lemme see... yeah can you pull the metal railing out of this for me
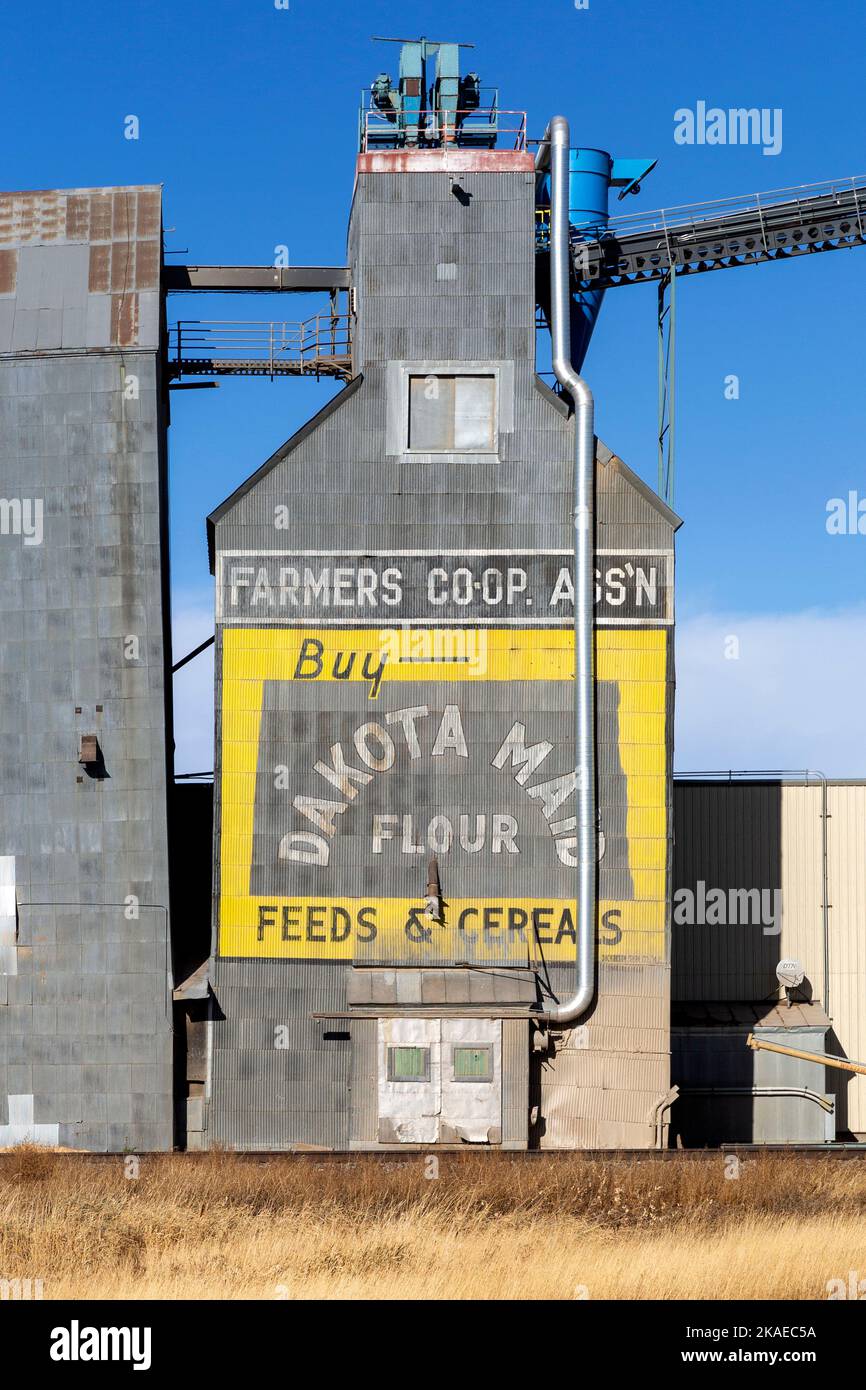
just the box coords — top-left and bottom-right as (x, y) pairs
(359, 105), (526, 153)
(168, 313), (352, 380)
(595, 175), (866, 242)
(559, 174), (866, 287)
(536, 173), (866, 271)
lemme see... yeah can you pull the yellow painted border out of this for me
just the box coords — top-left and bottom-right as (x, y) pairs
(218, 627), (669, 962)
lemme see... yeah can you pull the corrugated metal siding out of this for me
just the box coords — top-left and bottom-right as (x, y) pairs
(209, 961), (352, 1150)
(501, 1019), (529, 1148)
(672, 781), (826, 1002)
(671, 1023), (831, 1144)
(0, 187), (173, 1151)
(779, 785), (825, 1002)
(826, 784), (866, 1133)
(672, 781), (787, 1000)
(349, 1018), (377, 1146)
(538, 961), (670, 1148)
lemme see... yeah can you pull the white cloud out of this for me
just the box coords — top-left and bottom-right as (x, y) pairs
(171, 589), (215, 777)
(675, 607), (866, 776)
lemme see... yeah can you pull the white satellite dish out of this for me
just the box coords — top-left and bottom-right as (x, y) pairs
(776, 958), (805, 989)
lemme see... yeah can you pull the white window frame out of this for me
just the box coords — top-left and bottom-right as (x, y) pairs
(385, 359), (515, 460)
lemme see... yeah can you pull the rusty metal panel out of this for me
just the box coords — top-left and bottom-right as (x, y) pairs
(0, 248), (17, 295)
(357, 151), (535, 175)
(88, 243), (111, 293)
(109, 291), (139, 348)
(0, 186), (161, 350)
(78, 733), (99, 765)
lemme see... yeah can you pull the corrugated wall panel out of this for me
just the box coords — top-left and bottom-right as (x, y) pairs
(826, 785), (866, 1133)
(779, 785), (825, 1003)
(0, 187), (173, 1152)
(538, 961), (671, 1149)
(672, 781), (817, 1001)
(501, 1019), (529, 1148)
(349, 1018), (377, 1146)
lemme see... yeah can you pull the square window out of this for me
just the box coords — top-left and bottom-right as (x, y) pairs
(408, 374), (496, 452)
(452, 1045), (493, 1081)
(387, 1045), (431, 1082)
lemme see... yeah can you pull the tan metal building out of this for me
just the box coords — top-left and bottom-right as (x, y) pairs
(673, 777), (866, 1138)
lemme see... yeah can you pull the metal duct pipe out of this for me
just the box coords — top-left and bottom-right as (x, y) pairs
(651, 1086), (680, 1149)
(682, 1086), (835, 1115)
(537, 117), (596, 1026)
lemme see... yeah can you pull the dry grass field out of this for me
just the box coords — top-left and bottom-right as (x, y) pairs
(1, 1147), (864, 1300)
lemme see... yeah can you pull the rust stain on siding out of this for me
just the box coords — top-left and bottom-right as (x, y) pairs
(88, 243), (111, 293)
(0, 248), (18, 294)
(111, 291), (139, 346)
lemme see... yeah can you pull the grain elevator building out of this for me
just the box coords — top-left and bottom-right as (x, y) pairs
(201, 136), (679, 1150)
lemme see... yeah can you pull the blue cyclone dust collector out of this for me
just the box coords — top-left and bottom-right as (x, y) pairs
(537, 148), (657, 367)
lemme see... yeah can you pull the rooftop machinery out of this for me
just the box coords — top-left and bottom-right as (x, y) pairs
(364, 36), (491, 149)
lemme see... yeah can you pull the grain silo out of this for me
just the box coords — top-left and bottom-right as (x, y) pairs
(0, 186), (174, 1151)
(198, 44), (679, 1150)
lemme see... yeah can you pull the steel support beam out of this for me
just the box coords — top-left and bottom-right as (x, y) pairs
(163, 265), (351, 292)
(657, 268), (676, 509)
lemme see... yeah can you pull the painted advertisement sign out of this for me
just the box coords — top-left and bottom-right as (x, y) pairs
(217, 549), (674, 625)
(217, 551), (671, 966)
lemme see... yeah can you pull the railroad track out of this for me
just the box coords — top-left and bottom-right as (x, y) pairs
(3, 1145), (866, 1162)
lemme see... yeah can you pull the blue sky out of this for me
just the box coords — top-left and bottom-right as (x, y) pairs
(3, 0), (866, 772)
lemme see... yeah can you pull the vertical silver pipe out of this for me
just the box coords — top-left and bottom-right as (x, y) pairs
(538, 117), (596, 1025)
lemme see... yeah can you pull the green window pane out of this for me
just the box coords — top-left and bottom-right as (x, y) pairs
(388, 1046), (430, 1081)
(453, 1046), (492, 1080)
